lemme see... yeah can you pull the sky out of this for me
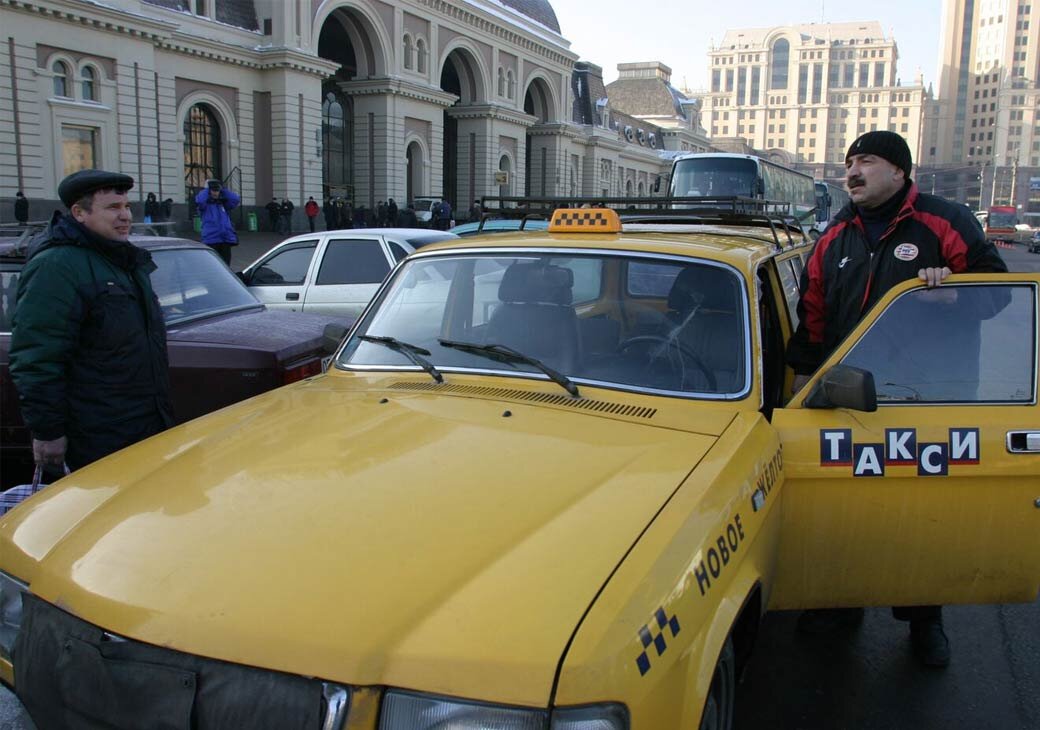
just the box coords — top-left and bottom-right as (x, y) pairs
(551, 0), (944, 92)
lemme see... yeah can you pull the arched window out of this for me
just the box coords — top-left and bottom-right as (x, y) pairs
(81, 66), (96, 101)
(52, 61), (69, 97)
(403, 34), (413, 70)
(322, 88), (353, 200)
(416, 38), (427, 74)
(183, 103), (222, 197)
(497, 68), (506, 97)
(770, 39), (789, 90)
(506, 70), (515, 100)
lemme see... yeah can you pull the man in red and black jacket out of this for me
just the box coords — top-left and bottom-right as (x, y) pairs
(785, 130), (1007, 668)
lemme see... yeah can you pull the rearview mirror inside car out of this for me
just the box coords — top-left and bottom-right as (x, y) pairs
(803, 364), (877, 412)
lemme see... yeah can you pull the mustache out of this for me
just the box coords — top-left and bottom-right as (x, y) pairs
(847, 176), (865, 189)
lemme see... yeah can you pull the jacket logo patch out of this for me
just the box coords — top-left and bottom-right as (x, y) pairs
(635, 607), (681, 676)
(893, 243), (919, 261)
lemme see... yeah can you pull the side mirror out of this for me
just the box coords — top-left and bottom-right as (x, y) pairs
(804, 364), (877, 412)
(322, 322), (349, 355)
(756, 178), (766, 196)
(653, 176), (662, 193)
(236, 270), (250, 285)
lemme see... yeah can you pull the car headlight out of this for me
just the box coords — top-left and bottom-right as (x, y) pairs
(379, 690), (627, 730)
(0, 571), (28, 663)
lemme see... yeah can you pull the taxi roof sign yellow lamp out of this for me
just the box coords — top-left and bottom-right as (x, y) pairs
(549, 208), (622, 233)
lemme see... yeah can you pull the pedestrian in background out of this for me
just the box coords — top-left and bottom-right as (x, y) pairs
(387, 198), (398, 227)
(436, 199), (453, 230)
(787, 130), (1007, 668)
(144, 192), (160, 224)
(160, 198), (173, 222)
(305, 196), (320, 232)
(323, 197), (337, 230)
(14, 192), (29, 226)
(469, 199), (482, 223)
(279, 198), (295, 234)
(376, 200), (388, 227)
(10, 169), (174, 473)
(265, 197), (280, 232)
(399, 202), (417, 228)
(195, 179), (240, 265)
(341, 199), (353, 229)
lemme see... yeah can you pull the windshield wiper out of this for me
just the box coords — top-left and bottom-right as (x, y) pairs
(438, 339), (579, 398)
(358, 335), (443, 383)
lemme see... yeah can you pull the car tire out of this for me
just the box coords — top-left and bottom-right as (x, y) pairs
(698, 637), (736, 730)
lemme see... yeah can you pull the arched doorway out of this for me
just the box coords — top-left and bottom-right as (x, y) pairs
(317, 7), (386, 207)
(523, 78), (556, 196)
(183, 102), (222, 202)
(440, 47), (486, 211)
(407, 141), (424, 203)
(498, 155), (512, 197)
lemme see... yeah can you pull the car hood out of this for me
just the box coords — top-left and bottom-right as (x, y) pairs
(1, 376), (723, 706)
(165, 308), (352, 359)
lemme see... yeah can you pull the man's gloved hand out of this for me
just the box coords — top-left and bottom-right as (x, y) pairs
(32, 436), (67, 470)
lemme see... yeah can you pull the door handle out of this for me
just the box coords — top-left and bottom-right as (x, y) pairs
(1006, 431), (1040, 453)
(286, 292), (300, 301)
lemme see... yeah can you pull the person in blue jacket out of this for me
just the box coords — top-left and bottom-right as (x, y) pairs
(194, 179), (239, 265)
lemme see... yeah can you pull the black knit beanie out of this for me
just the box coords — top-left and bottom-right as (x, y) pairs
(845, 131), (912, 178)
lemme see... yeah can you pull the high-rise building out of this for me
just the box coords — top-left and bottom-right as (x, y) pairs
(703, 22), (929, 182)
(936, 0), (1040, 166)
(934, 0), (1040, 214)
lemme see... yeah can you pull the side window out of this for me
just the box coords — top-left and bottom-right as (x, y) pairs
(841, 284), (1032, 403)
(557, 257), (603, 303)
(389, 242), (410, 263)
(775, 257), (801, 328)
(250, 242), (316, 285)
(0, 264), (20, 332)
(317, 239), (391, 285)
(626, 262), (680, 297)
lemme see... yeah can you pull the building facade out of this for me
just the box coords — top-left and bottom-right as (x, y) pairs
(934, 0), (1040, 215)
(701, 22), (928, 184)
(0, 0), (687, 225)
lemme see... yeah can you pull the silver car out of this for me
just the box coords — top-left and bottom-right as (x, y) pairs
(238, 228), (457, 318)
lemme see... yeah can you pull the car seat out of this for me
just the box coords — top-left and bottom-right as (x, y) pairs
(665, 265), (744, 392)
(485, 263), (580, 372)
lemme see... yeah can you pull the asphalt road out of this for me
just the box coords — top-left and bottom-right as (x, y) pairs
(1, 241), (1037, 729)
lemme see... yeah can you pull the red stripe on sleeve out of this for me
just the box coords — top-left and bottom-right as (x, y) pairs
(915, 210), (968, 272)
(803, 222), (846, 344)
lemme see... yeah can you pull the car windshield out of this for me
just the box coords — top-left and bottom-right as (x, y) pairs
(337, 251), (750, 398)
(414, 200), (436, 212)
(150, 248), (260, 324)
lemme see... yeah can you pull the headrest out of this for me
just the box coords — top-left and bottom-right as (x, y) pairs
(498, 263), (574, 305)
(667, 265), (735, 313)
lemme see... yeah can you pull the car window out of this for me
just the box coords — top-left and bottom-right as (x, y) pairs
(626, 262), (681, 297)
(316, 239), (391, 285)
(250, 242), (316, 285)
(150, 249), (259, 323)
(775, 257), (801, 328)
(0, 263), (20, 332)
(841, 283), (1032, 403)
(389, 242), (410, 262)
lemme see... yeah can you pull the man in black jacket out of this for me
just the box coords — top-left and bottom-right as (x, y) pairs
(786, 131), (1007, 668)
(10, 170), (174, 473)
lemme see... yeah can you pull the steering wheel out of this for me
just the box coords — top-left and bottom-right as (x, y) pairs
(617, 335), (717, 391)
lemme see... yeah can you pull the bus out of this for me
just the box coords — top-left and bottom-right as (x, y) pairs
(668, 153), (817, 226)
(814, 180), (851, 234)
(984, 205), (1017, 245)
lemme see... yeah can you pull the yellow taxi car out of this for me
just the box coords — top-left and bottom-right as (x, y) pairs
(1, 201), (1038, 730)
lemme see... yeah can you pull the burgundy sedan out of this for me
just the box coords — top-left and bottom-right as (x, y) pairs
(0, 235), (351, 488)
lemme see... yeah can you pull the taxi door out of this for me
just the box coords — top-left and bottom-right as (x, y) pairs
(769, 274), (1040, 609)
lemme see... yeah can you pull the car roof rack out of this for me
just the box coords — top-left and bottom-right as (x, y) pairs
(477, 195), (810, 251)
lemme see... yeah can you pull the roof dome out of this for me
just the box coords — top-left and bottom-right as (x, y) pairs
(499, 0), (560, 33)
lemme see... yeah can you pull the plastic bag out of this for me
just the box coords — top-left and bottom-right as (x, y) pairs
(1, 465), (69, 516)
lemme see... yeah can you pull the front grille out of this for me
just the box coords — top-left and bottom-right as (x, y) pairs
(389, 381), (658, 420)
(14, 594), (347, 729)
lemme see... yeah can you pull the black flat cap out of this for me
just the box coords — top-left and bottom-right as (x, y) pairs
(58, 169), (134, 208)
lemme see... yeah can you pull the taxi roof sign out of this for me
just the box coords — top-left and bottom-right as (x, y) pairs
(549, 208), (621, 233)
